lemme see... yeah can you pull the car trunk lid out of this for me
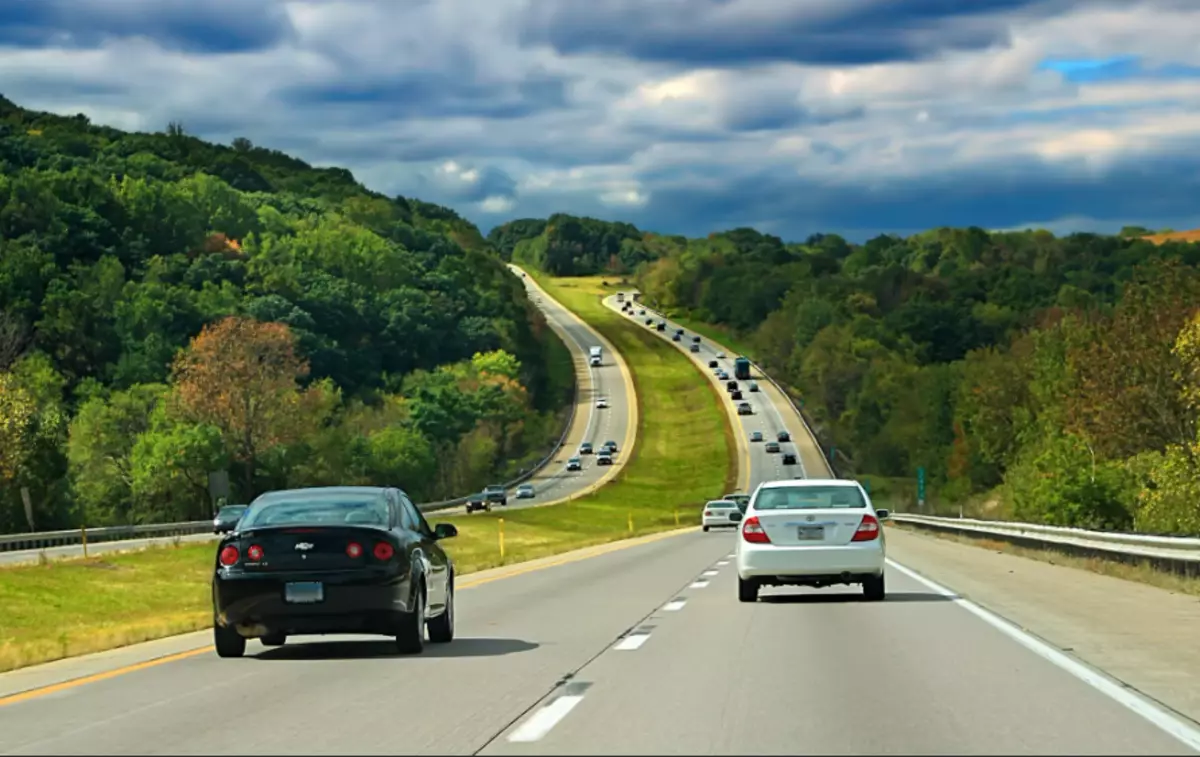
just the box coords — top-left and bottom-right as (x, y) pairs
(751, 508), (868, 546)
(233, 525), (394, 572)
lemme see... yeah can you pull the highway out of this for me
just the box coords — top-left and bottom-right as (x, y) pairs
(1, 287), (1198, 755)
(0, 266), (635, 565)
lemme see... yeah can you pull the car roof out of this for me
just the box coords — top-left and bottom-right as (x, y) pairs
(757, 478), (859, 490)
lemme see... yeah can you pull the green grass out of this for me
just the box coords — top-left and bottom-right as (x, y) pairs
(0, 274), (736, 673)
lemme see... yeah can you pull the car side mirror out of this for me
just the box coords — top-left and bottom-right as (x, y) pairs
(433, 523), (458, 540)
(875, 509), (890, 521)
(728, 512), (743, 522)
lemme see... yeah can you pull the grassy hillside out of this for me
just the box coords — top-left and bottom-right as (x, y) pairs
(0, 95), (573, 532)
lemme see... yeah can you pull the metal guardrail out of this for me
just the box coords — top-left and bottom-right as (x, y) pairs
(890, 513), (1200, 577)
(0, 355), (581, 555)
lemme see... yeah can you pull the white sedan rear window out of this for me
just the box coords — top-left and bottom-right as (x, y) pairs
(706, 501), (736, 508)
(753, 486), (866, 510)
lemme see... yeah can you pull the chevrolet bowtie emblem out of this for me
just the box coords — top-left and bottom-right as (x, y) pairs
(295, 542), (314, 550)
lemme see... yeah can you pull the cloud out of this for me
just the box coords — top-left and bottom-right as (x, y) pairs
(1, 0), (1200, 241)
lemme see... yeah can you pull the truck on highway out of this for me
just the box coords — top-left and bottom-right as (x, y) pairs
(589, 346), (602, 366)
(734, 356), (751, 380)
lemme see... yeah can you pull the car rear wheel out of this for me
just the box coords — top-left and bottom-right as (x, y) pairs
(427, 581), (454, 643)
(213, 623), (246, 658)
(702, 525), (709, 532)
(395, 583), (426, 655)
(260, 632), (287, 647)
(862, 573), (886, 601)
(737, 576), (758, 603)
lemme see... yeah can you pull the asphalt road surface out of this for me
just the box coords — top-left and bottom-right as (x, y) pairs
(1, 290), (1196, 755)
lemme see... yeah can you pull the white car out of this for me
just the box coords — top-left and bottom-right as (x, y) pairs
(596, 397), (609, 408)
(733, 479), (888, 603)
(716, 351), (726, 358)
(701, 499), (741, 532)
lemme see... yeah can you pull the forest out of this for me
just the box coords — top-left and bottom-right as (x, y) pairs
(0, 96), (573, 533)
(490, 215), (1200, 535)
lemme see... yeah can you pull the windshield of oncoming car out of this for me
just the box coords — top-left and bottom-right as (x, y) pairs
(238, 495), (389, 528)
(752, 486), (867, 510)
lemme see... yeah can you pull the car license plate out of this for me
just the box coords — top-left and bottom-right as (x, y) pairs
(284, 582), (324, 604)
(797, 526), (824, 541)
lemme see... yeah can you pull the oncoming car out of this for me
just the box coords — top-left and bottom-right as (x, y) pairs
(733, 479), (889, 603)
(701, 499), (741, 532)
(211, 486), (458, 658)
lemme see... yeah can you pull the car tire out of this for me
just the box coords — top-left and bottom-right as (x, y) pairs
(427, 581), (454, 644)
(395, 582), (426, 655)
(213, 623), (246, 658)
(737, 576), (758, 603)
(260, 632), (287, 647)
(862, 573), (886, 601)
(702, 525), (710, 532)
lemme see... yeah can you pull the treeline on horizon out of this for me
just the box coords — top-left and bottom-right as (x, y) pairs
(0, 96), (574, 533)
(490, 214), (1200, 536)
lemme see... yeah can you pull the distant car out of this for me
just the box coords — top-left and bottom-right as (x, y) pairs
(782, 453), (797, 465)
(601, 440), (619, 453)
(725, 494), (751, 511)
(672, 333), (682, 342)
(596, 397), (609, 409)
(212, 486), (458, 657)
(692, 335), (701, 343)
(765, 441), (781, 453)
(737, 403), (753, 415)
(717, 371), (729, 380)
(484, 484), (507, 507)
(516, 483), (535, 499)
(656, 322), (666, 331)
(730, 390), (743, 400)
(702, 499), (741, 532)
(708, 360), (719, 368)
(212, 504), (248, 534)
(566, 456), (582, 471)
(777, 430), (791, 442)
(597, 452), (614, 466)
(579, 442), (593, 455)
(726, 380), (738, 392)
(645, 318), (654, 325)
(716, 351), (726, 359)
(735, 479), (888, 603)
(639, 309), (646, 315)
(690, 343), (700, 353)
(465, 492), (490, 514)
(748, 381), (759, 392)
(749, 431), (763, 442)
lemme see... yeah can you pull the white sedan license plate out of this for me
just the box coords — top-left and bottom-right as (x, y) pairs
(284, 582), (324, 604)
(797, 526), (825, 541)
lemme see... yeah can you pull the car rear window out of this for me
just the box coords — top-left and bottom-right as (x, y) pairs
(239, 495), (389, 528)
(753, 486), (866, 510)
(706, 500), (736, 508)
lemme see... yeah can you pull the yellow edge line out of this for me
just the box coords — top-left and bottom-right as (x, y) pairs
(0, 526), (698, 709)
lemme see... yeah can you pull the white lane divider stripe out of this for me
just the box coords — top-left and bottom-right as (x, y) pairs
(702, 569), (719, 577)
(887, 558), (1200, 752)
(508, 695), (586, 742)
(614, 633), (652, 651)
(662, 599), (687, 611)
(689, 580), (709, 589)
(716, 560), (729, 566)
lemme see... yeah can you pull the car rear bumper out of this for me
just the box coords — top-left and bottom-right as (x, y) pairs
(702, 514), (739, 527)
(737, 541), (884, 579)
(213, 572), (414, 636)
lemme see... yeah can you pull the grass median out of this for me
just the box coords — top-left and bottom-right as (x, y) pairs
(0, 274), (736, 673)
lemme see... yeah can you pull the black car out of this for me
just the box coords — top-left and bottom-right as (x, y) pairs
(579, 442), (594, 455)
(726, 380), (738, 392)
(782, 453), (797, 465)
(672, 333), (682, 342)
(211, 486), (458, 658)
(777, 430), (791, 442)
(465, 492), (490, 514)
(213, 504), (248, 534)
(737, 403), (753, 416)
(690, 343), (700, 353)
(601, 440), (619, 453)
(656, 322), (666, 332)
(730, 390), (743, 400)
(483, 484), (507, 507)
(708, 360), (719, 368)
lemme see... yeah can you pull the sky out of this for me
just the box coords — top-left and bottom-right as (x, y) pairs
(1, 0), (1199, 242)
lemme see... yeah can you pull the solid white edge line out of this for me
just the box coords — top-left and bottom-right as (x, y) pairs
(689, 580), (709, 589)
(507, 694), (587, 743)
(614, 633), (651, 651)
(886, 558), (1200, 752)
(662, 599), (687, 611)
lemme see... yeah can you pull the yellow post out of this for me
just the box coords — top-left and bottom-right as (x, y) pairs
(674, 510), (680, 526)
(628, 511), (634, 534)
(498, 518), (505, 560)
(81, 526), (88, 558)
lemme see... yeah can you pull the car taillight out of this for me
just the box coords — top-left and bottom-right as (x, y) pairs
(742, 516), (770, 543)
(704, 510), (713, 516)
(373, 542), (395, 560)
(346, 542), (363, 558)
(246, 544), (264, 561)
(219, 545), (239, 566)
(851, 514), (881, 542)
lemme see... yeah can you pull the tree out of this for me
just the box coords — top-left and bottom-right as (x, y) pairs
(170, 316), (310, 498)
(0, 372), (35, 483)
(0, 310), (30, 371)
